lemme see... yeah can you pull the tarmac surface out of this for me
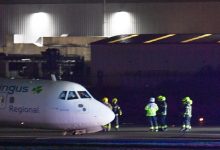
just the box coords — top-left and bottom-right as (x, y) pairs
(1, 126), (220, 149)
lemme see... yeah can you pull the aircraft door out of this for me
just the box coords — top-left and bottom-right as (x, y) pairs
(0, 93), (7, 109)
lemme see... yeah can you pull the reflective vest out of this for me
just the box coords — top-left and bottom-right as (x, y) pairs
(145, 102), (159, 116)
(183, 104), (192, 117)
(157, 101), (167, 116)
(112, 103), (122, 115)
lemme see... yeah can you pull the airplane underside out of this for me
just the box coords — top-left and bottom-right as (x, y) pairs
(63, 126), (103, 135)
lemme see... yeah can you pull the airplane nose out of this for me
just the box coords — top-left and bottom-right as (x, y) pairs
(100, 106), (115, 125)
(93, 101), (115, 125)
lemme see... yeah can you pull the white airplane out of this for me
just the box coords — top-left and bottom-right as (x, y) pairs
(0, 77), (115, 134)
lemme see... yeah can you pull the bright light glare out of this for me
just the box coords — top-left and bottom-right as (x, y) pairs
(26, 12), (53, 43)
(111, 11), (133, 35)
(181, 34), (212, 43)
(60, 34), (69, 37)
(30, 12), (50, 35)
(199, 117), (204, 122)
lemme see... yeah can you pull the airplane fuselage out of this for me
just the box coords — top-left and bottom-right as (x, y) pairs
(0, 78), (115, 133)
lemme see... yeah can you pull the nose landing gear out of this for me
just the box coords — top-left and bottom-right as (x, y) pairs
(62, 129), (86, 135)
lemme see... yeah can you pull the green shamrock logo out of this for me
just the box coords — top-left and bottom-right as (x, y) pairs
(32, 86), (43, 94)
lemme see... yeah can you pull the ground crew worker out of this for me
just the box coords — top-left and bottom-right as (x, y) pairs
(145, 97), (159, 132)
(112, 98), (122, 130)
(102, 97), (112, 131)
(157, 95), (168, 131)
(180, 96), (193, 132)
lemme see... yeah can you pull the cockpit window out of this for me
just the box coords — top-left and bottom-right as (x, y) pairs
(67, 91), (78, 100)
(59, 91), (67, 100)
(78, 91), (91, 99)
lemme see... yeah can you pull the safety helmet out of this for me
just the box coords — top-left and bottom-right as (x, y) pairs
(112, 98), (118, 103)
(182, 96), (193, 104)
(149, 97), (155, 103)
(182, 97), (188, 103)
(102, 97), (109, 103)
(157, 95), (166, 101)
(188, 100), (192, 105)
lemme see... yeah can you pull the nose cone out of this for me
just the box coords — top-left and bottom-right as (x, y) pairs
(93, 100), (115, 125)
(100, 105), (115, 125)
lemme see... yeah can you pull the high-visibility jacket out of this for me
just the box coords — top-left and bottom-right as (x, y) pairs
(145, 102), (159, 116)
(157, 101), (167, 116)
(183, 103), (192, 117)
(112, 103), (122, 115)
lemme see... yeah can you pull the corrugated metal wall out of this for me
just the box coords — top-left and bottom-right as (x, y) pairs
(0, 4), (103, 46)
(1, 2), (220, 46)
(105, 2), (220, 36)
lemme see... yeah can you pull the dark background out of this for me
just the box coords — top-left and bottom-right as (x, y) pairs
(90, 72), (220, 127)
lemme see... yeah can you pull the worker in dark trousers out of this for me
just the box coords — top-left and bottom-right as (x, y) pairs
(157, 95), (168, 131)
(112, 98), (123, 131)
(180, 96), (193, 132)
(145, 97), (159, 132)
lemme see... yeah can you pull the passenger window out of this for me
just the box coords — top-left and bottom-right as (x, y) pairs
(59, 91), (67, 100)
(67, 91), (78, 100)
(78, 91), (91, 99)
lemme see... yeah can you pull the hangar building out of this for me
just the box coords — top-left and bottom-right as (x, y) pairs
(91, 34), (220, 88)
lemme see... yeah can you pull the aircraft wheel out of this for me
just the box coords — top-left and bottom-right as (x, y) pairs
(72, 131), (77, 135)
(62, 131), (68, 136)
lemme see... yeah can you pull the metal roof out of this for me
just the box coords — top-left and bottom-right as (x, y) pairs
(0, 0), (218, 4)
(91, 34), (220, 44)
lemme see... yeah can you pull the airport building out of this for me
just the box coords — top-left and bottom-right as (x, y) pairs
(91, 34), (220, 88)
(1, 0), (220, 88)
